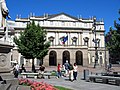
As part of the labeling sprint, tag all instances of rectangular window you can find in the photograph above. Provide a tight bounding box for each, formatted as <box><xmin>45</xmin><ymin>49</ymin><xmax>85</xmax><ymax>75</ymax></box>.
<box><xmin>50</xmin><ymin>21</ymin><xmax>53</xmax><ymax>25</ymax></box>
<box><xmin>73</xmin><ymin>22</ymin><xmax>76</xmax><ymax>26</ymax></box>
<box><xmin>61</xmin><ymin>21</ymin><xmax>65</xmax><ymax>26</ymax></box>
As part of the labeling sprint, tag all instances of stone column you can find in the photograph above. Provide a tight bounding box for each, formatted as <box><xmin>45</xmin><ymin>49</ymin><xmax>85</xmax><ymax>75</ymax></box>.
<box><xmin>69</xmin><ymin>32</ymin><xmax>71</xmax><ymax>45</ymax></box>
<box><xmin>58</xmin><ymin>32</ymin><xmax>60</xmax><ymax>45</ymax></box>
<box><xmin>78</xmin><ymin>33</ymin><xmax>79</xmax><ymax>46</ymax></box>
<box><xmin>89</xmin><ymin>32</ymin><xmax>92</xmax><ymax>47</ymax></box>
<box><xmin>57</xmin><ymin>50</ymin><xmax>62</xmax><ymax>65</ymax></box>
<box><xmin>80</xmin><ymin>32</ymin><xmax>82</xmax><ymax>45</ymax></box>
<box><xmin>82</xmin><ymin>49</ymin><xmax>89</xmax><ymax>66</ymax></box>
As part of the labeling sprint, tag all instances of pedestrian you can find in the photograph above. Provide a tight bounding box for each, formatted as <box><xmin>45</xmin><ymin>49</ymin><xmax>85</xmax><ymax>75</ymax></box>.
<box><xmin>39</xmin><ymin>65</ymin><xmax>45</xmax><ymax>78</ymax></box>
<box><xmin>57</xmin><ymin>63</ymin><xmax>62</xmax><ymax>78</ymax></box>
<box><xmin>73</xmin><ymin>63</ymin><xmax>78</xmax><ymax>80</ymax></box>
<box><xmin>64</xmin><ymin>60</ymin><xmax>69</xmax><ymax>76</ymax></box>
<box><xmin>21</xmin><ymin>64</ymin><xmax>26</xmax><ymax>72</ymax></box>
<box><xmin>32</xmin><ymin>64</ymin><xmax>36</xmax><ymax>73</ymax></box>
<box><xmin>13</xmin><ymin>63</ymin><xmax>19</xmax><ymax>78</ymax></box>
<box><xmin>68</xmin><ymin>63</ymin><xmax>74</xmax><ymax>82</ymax></box>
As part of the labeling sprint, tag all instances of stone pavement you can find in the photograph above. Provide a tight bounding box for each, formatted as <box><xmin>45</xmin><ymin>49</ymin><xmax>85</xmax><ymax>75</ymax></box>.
<box><xmin>21</xmin><ymin>66</ymin><xmax>120</xmax><ymax>90</ymax></box>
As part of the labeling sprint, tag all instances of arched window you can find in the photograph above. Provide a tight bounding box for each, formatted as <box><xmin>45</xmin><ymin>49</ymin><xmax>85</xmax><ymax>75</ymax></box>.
<box><xmin>76</xmin><ymin>51</ymin><xmax>83</xmax><ymax>65</ymax></box>
<box><xmin>62</xmin><ymin>51</ymin><xmax>70</xmax><ymax>65</ymax></box>
<box><xmin>83</xmin><ymin>37</ymin><xmax>89</xmax><ymax>46</ymax></box>
<box><xmin>49</xmin><ymin>51</ymin><xmax>57</xmax><ymax>66</ymax></box>
<box><xmin>48</xmin><ymin>36</ymin><xmax>54</xmax><ymax>46</ymax></box>
<box><xmin>71</xmin><ymin>36</ymin><xmax>77</xmax><ymax>45</ymax></box>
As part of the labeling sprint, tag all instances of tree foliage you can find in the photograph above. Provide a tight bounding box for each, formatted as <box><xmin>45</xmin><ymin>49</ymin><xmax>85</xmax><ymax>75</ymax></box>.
<box><xmin>105</xmin><ymin>9</ymin><xmax>120</xmax><ymax>64</ymax></box>
<box><xmin>14</xmin><ymin>21</ymin><xmax>50</xmax><ymax>62</ymax></box>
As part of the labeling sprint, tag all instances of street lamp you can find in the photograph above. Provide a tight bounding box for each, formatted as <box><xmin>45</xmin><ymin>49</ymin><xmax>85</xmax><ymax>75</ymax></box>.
<box><xmin>92</xmin><ymin>17</ymin><xmax>98</xmax><ymax>68</ymax></box>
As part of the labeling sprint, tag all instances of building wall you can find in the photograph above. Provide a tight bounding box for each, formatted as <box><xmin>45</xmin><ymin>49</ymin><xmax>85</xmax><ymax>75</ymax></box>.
<box><xmin>6</xmin><ymin>13</ymin><xmax>108</xmax><ymax>67</ymax></box>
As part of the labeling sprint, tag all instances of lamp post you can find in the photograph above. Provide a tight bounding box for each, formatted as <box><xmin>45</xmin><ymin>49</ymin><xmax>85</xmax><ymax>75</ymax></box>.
<box><xmin>92</xmin><ymin>17</ymin><xmax>98</xmax><ymax>68</ymax></box>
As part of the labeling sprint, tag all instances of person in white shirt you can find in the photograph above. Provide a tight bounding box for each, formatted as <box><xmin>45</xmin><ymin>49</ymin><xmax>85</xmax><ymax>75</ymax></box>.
<box><xmin>14</xmin><ymin>63</ymin><xmax>19</xmax><ymax>78</ymax></box>
<box><xmin>73</xmin><ymin>63</ymin><xmax>78</xmax><ymax>80</ymax></box>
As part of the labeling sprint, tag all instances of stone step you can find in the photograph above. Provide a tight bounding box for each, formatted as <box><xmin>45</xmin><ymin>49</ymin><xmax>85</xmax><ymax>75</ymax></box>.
<box><xmin>9</xmin><ymin>85</ymin><xmax>19</xmax><ymax>90</ymax></box>
<box><xmin>5</xmin><ymin>78</ymin><xmax>19</xmax><ymax>85</ymax></box>
<box><xmin>0</xmin><ymin>73</ymin><xmax>14</xmax><ymax>80</ymax></box>
<box><xmin>0</xmin><ymin>83</ymin><xmax>11</xmax><ymax>90</ymax></box>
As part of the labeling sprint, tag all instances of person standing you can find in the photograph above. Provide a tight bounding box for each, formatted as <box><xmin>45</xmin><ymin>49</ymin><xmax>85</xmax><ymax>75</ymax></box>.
<box><xmin>14</xmin><ymin>63</ymin><xmax>19</xmax><ymax>78</ymax></box>
<box><xmin>73</xmin><ymin>63</ymin><xmax>78</xmax><ymax>80</ymax></box>
<box><xmin>64</xmin><ymin>60</ymin><xmax>69</xmax><ymax>76</ymax></box>
<box><xmin>57</xmin><ymin>63</ymin><xmax>62</xmax><ymax>78</ymax></box>
<box><xmin>68</xmin><ymin>63</ymin><xmax>74</xmax><ymax>82</ymax></box>
<box><xmin>39</xmin><ymin>65</ymin><xmax>45</xmax><ymax>78</ymax></box>
<box><xmin>21</xmin><ymin>64</ymin><xmax>26</xmax><ymax>72</ymax></box>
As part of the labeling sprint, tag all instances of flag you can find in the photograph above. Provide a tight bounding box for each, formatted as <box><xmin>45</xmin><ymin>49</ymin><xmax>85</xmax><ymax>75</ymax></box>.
<box><xmin>63</xmin><ymin>35</ymin><xmax>68</xmax><ymax>44</ymax></box>
<box><xmin>59</xmin><ymin>35</ymin><xmax>68</xmax><ymax>44</ymax></box>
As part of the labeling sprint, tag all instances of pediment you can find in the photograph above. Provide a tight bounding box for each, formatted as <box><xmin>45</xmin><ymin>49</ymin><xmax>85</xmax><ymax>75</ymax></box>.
<box><xmin>47</xmin><ymin>13</ymin><xmax>78</xmax><ymax>21</ymax></box>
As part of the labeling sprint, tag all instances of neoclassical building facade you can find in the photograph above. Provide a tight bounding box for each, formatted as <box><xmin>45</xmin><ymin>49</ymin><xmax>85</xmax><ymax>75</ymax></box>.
<box><xmin>6</xmin><ymin>13</ymin><xmax>109</xmax><ymax>67</ymax></box>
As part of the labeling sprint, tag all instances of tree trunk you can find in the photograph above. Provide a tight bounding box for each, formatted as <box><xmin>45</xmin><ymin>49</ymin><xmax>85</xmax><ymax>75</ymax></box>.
<box><xmin>32</xmin><ymin>58</ymin><xmax>36</xmax><ymax>72</ymax></box>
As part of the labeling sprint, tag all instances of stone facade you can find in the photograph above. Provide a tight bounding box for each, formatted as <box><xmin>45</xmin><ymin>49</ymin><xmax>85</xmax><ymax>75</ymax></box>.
<box><xmin>6</xmin><ymin>13</ymin><xmax>109</xmax><ymax>67</ymax></box>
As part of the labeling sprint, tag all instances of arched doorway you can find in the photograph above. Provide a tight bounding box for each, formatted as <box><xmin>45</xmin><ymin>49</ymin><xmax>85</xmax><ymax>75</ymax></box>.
<box><xmin>62</xmin><ymin>51</ymin><xmax>70</xmax><ymax>65</ymax></box>
<box><xmin>49</xmin><ymin>51</ymin><xmax>57</xmax><ymax>66</ymax></box>
<box><xmin>76</xmin><ymin>51</ymin><xmax>83</xmax><ymax>65</ymax></box>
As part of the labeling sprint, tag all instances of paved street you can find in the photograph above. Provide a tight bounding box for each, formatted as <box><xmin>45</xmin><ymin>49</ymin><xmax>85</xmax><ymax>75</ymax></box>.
<box><xmin>20</xmin><ymin>66</ymin><xmax>120</xmax><ymax>90</ymax></box>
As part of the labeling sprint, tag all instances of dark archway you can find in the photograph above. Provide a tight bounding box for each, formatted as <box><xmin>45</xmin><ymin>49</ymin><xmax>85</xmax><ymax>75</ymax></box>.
<box><xmin>76</xmin><ymin>51</ymin><xmax>83</xmax><ymax>65</ymax></box>
<box><xmin>62</xmin><ymin>51</ymin><xmax>70</xmax><ymax>65</ymax></box>
<box><xmin>49</xmin><ymin>51</ymin><xmax>57</xmax><ymax>66</ymax></box>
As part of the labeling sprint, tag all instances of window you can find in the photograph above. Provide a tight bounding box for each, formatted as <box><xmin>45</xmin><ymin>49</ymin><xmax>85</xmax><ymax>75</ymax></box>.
<box><xmin>83</xmin><ymin>37</ymin><xmax>89</xmax><ymax>46</ymax></box>
<box><xmin>61</xmin><ymin>21</ymin><xmax>65</xmax><ymax>26</ymax></box>
<box><xmin>50</xmin><ymin>21</ymin><xmax>53</xmax><ymax>25</ymax></box>
<box><xmin>73</xmin><ymin>22</ymin><xmax>76</xmax><ymax>26</ymax></box>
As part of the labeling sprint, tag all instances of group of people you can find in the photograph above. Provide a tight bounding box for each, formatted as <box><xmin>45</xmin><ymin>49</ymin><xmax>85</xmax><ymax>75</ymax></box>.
<box><xmin>13</xmin><ymin>63</ymin><xmax>26</xmax><ymax>78</ymax></box>
<box><xmin>12</xmin><ymin>62</ymin><xmax>46</xmax><ymax>78</ymax></box>
<box><xmin>12</xmin><ymin>61</ymin><xmax>77</xmax><ymax>81</ymax></box>
<box><xmin>57</xmin><ymin>60</ymin><xmax>78</xmax><ymax>82</ymax></box>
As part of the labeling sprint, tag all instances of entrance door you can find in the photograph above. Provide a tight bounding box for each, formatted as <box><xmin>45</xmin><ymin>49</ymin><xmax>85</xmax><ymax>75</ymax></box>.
<box><xmin>49</xmin><ymin>51</ymin><xmax>57</xmax><ymax>66</ymax></box>
<box><xmin>62</xmin><ymin>51</ymin><xmax>70</xmax><ymax>65</ymax></box>
<box><xmin>76</xmin><ymin>51</ymin><xmax>83</xmax><ymax>65</ymax></box>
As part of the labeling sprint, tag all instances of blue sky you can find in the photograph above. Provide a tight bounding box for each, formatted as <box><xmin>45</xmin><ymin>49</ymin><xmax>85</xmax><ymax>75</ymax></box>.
<box><xmin>6</xmin><ymin>0</ymin><xmax>120</xmax><ymax>33</ymax></box>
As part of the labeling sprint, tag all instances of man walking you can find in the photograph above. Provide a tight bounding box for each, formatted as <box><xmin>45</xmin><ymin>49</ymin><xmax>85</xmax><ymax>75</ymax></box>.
<box><xmin>64</xmin><ymin>60</ymin><xmax>69</xmax><ymax>76</ymax></box>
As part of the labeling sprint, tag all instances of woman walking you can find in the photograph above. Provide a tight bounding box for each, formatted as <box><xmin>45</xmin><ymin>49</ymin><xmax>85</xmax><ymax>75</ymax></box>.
<box><xmin>57</xmin><ymin>63</ymin><xmax>62</xmax><ymax>78</ymax></box>
<box><xmin>68</xmin><ymin>63</ymin><xmax>74</xmax><ymax>82</ymax></box>
<box><xmin>73</xmin><ymin>63</ymin><xmax>78</xmax><ymax>80</ymax></box>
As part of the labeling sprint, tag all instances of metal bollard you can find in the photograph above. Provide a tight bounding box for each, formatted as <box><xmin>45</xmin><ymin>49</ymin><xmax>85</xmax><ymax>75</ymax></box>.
<box><xmin>83</xmin><ymin>69</ymin><xmax>89</xmax><ymax>80</ymax></box>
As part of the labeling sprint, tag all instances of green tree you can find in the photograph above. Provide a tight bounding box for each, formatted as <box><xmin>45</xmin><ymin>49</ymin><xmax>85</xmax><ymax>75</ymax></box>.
<box><xmin>14</xmin><ymin>21</ymin><xmax>50</xmax><ymax>72</ymax></box>
<box><xmin>105</xmin><ymin>9</ymin><xmax>120</xmax><ymax>64</ymax></box>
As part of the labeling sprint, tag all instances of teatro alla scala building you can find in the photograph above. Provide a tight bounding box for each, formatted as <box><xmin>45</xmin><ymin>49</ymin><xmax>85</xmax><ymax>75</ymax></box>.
<box><xmin>5</xmin><ymin>13</ymin><xmax>109</xmax><ymax>67</ymax></box>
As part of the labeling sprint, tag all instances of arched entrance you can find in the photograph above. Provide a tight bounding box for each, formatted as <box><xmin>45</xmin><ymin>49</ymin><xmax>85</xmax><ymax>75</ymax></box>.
<box><xmin>49</xmin><ymin>51</ymin><xmax>57</xmax><ymax>66</ymax></box>
<box><xmin>76</xmin><ymin>51</ymin><xmax>83</xmax><ymax>65</ymax></box>
<box><xmin>62</xmin><ymin>51</ymin><xmax>70</xmax><ymax>65</ymax></box>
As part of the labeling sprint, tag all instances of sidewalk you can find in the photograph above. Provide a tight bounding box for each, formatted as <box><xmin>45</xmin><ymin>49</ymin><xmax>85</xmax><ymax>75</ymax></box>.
<box><xmin>22</xmin><ymin>66</ymin><xmax>120</xmax><ymax>90</ymax></box>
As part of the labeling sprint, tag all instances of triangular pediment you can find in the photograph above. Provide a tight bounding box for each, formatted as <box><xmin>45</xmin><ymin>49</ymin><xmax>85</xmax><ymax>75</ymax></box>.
<box><xmin>47</xmin><ymin>13</ymin><xmax>78</xmax><ymax>21</ymax></box>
